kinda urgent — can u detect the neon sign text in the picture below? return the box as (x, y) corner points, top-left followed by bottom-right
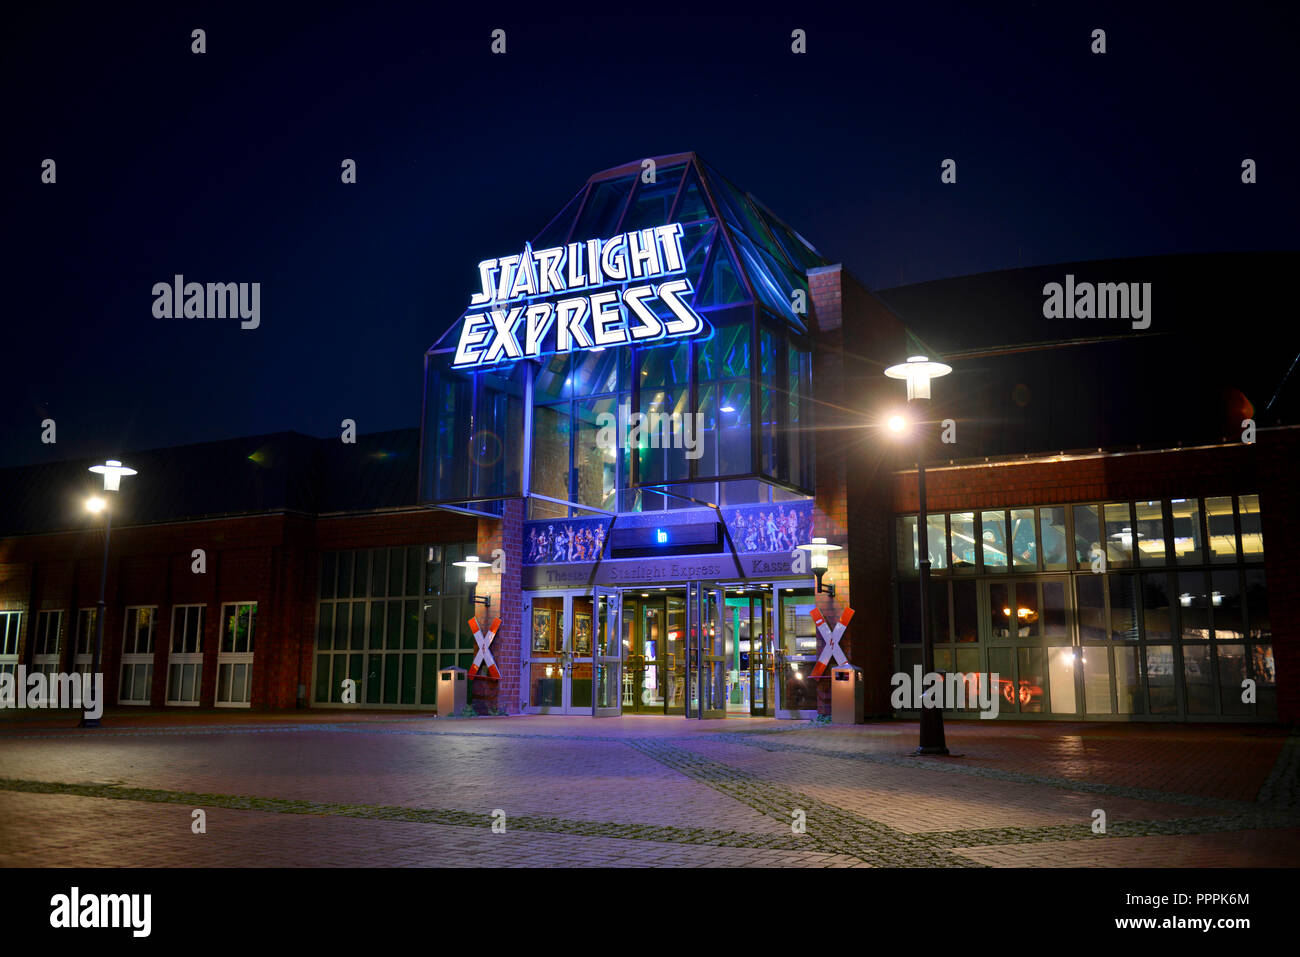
(452, 223), (708, 368)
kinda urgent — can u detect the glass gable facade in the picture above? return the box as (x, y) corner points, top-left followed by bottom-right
(419, 153), (822, 517)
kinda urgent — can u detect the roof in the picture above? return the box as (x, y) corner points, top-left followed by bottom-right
(0, 428), (422, 537)
(874, 251), (1298, 458)
(430, 152), (831, 353)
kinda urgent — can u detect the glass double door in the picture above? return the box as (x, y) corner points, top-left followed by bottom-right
(620, 591), (686, 714)
(524, 592), (595, 715)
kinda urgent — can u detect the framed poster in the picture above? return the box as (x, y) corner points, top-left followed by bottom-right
(573, 613), (592, 655)
(531, 608), (553, 653)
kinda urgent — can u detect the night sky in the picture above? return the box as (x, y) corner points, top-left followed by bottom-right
(5, 1), (1296, 468)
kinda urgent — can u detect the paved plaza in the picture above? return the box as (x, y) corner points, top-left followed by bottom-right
(0, 711), (1297, 867)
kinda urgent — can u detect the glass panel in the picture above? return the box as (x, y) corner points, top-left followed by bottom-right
(1253, 644), (1276, 717)
(404, 600), (419, 649)
(1073, 504), (1101, 569)
(382, 655), (399, 704)
(897, 583), (920, 643)
(530, 660), (563, 707)
(929, 581), (949, 643)
(1217, 644), (1250, 715)
(1170, 499), (1203, 564)
(1042, 581), (1067, 638)
(896, 516), (918, 575)
(386, 602), (402, 650)
(672, 166), (710, 223)
(1010, 509), (1038, 568)
(1141, 573), (1174, 641)
(1133, 500), (1167, 565)
(988, 647), (1014, 712)
(337, 552), (354, 599)
(952, 580), (978, 642)
(1146, 645), (1177, 714)
(989, 583), (1012, 639)
(572, 176), (634, 240)
(1108, 574), (1139, 640)
(388, 547), (405, 597)
(981, 511), (1007, 571)
(1103, 502), (1134, 566)
(1115, 646), (1143, 714)
(1016, 647), (1045, 713)
(1205, 496), (1237, 562)
(369, 602), (385, 649)
(372, 546), (389, 597)
(621, 164), (686, 231)
(406, 547), (419, 596)
(350, 601), (366, 650)
(1211, 570), (1244, 640)
(1047, 647), (1077, 713)
(354, 551), (370, 598)
(401, 654), (417, 704)
(1014, 582), (1040, 638)
(333, 602), (349, 650)
(1183, 644), (1214, 714)
(1245, 569), (1269, 640)
(1178, 572), (1210, 640)
(1238, 494), (1263, 559)
(1082, 648), (1112, 714)
(950, 512), (977, 571)
(700, 322), (752, 380)
(1076, 575), (1106, 641)
(1041, 506), (1068, 570)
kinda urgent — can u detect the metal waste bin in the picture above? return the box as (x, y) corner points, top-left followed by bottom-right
(438, 666), (467, 715)
(831, 665), (864, 724)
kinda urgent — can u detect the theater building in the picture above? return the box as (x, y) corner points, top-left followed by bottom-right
(0, 155), (1294, 723)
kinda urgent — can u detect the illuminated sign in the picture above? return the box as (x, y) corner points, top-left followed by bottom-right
(452, 223), (708, 368)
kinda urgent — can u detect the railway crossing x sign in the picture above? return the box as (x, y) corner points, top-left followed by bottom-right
(809, 606), (854, 678)
(467, 616), (501, 680)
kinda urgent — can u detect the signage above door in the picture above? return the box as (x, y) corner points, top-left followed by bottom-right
(452, 223), (710, 368)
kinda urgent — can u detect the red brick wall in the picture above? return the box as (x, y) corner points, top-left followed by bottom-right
(0, 506), (477, 711)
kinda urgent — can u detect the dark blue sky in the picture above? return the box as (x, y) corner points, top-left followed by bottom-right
(5, 1), (1296, 468)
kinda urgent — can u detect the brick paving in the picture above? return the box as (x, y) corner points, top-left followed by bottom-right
(0, 711), (1296, 867)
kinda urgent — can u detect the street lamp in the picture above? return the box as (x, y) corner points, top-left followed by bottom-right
(81, 460), (137, 728)
(884, 356), (952, 756)
(796, 537), (842, 598)
(451, 555), (493, 610)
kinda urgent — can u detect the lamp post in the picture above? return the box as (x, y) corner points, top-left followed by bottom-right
(81, 459), (137, 729)
(884, 356), (952, 756)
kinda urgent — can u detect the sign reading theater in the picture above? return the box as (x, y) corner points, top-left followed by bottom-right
(452, 223), (708, 368)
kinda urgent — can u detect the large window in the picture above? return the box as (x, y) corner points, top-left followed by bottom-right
(167, 605), (204, 705)
(314, 544), (476, 708)
(0, 611), (20, 679)
(119, 607), (157, 705)
(32, 610), (63, 680)
(894, 493), (1272, 720)
(216, 602), (256, 707)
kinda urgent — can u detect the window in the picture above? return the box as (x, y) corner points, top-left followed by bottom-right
(1238, 494), (1264, 560)
(73, 608), (98, 678)
(0, 612), (20, 678)
(216, 602), (256, 706)
(1205, 496), (1238, 562)
(1170, 499), (1203, 564)
(167, 606), (204, 705)
(33, 611), (63, 658)
(316, 545), (474, 708)
(894, 495), (1272, 721)
(119, 607), (157, 705)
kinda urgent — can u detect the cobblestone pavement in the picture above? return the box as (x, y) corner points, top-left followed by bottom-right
(0, 711), (1296, 867)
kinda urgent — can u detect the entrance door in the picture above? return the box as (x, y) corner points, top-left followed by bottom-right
(687, 582), (726, 718)
(593, 587), (622, 717)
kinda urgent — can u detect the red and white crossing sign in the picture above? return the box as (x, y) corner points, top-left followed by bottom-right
(809, 606), (854, 678)
(467, 616), (501, 680)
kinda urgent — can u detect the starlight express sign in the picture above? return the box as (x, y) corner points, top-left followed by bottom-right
(452, 223), (708, 368)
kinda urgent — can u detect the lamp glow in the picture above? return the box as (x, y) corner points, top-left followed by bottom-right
(88, 459), (137, 492)
(883, 355), (952, 402)
(86, 496), (106, 513)
(452, 555), (492, 584)
(886, 414), (908, 433)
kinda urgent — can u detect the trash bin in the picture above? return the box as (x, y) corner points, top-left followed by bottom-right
(438, 666), (467, 715)
(831, 665), (864, 724)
